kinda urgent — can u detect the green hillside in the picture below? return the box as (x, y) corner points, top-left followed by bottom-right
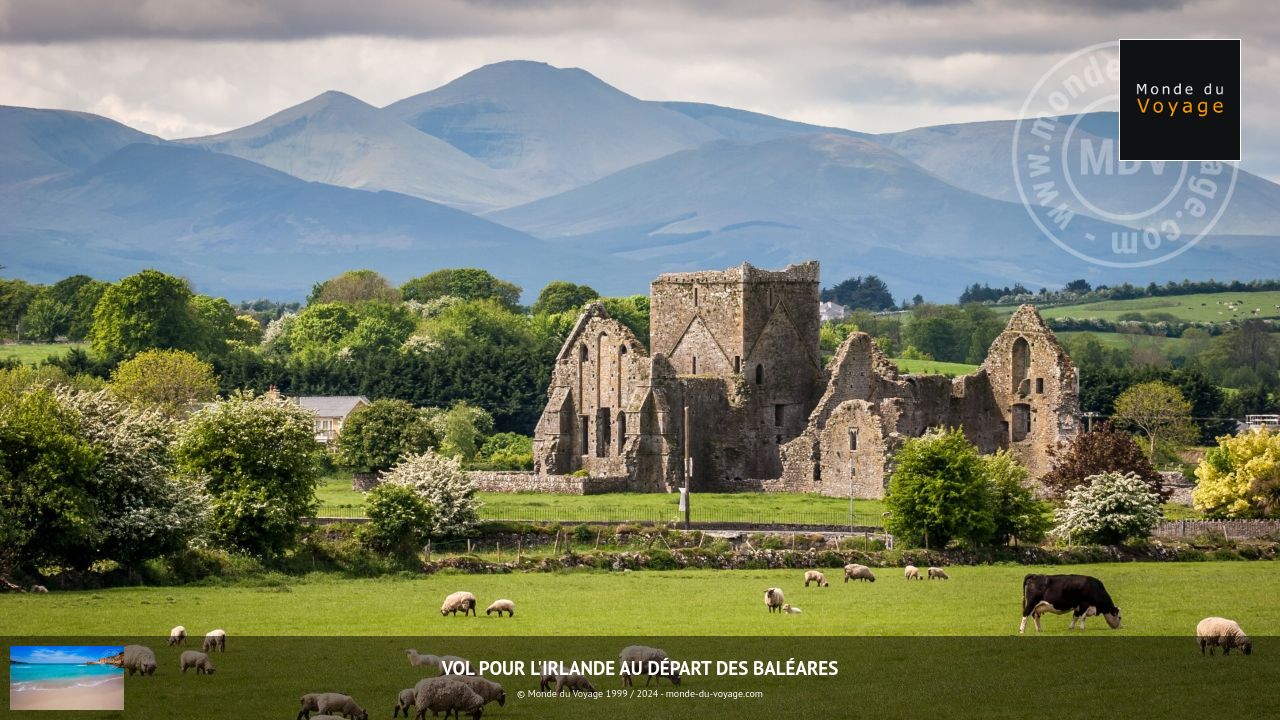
(891, 357), (979, 376)
(1001, 291), (1280, 323)
(0, 342), (85, 364)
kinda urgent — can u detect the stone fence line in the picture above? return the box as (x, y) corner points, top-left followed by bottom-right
(1154, 519), (1280, 540)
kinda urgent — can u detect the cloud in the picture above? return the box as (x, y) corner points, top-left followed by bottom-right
(12, 646), (122, 664)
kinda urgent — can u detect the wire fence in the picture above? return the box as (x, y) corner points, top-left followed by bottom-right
(312, 504), (887, 530)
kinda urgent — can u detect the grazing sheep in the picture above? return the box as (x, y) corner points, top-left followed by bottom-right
(393, 688), (417, 718)
(413, 678), (486, 720)
(297, 692), (369, 720)
(843, 564), (876, 583)
(928, 567), (949, 580)
(619, 645), (681, 687)
(803, 571), (829, 587)
(406, 649), (441, 671)
(555, 674), (597, 696)
(441, 675), (505, 707)
(202, 629), (226, 653)
(485, 599), (515, 617)
(169, 625), (187, 646)
(904, 565), (923, 581)
(782, 604), (802, 614)
(441, 591), (478, 617)
(179, 650), (215, 675)
(121, 645), (157, 676)
(1196, 617), (1253, 656)
(30, 585), (48, 593)
(764, 587), (785, 613)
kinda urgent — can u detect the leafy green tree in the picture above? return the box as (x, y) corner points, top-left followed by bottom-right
(309, 269), (400, 305)
(335, 399), (438, 473)
(401, 268), (522, 311)
(21, 293), (72, 341)
(884, 429), (995, 547)
(1041, 422), (1163, 498)
(342, 303), (416, 357)
(982, 450), (1051, 544)
(1193, 429), (1280, 518)
(174, 391), (321, 557)
(474, 432), (534, 470)
(532, 281), (600, 315)
(821, 275), (895, 311)
(1114, 381), (1198, 458)
(286, 303), (358, 354)
(1053, 472), (1161, 544)
(0, 278), (38, 341)
(600, 295), (650, 348)
(377, 451), (480, 538)
(189, 295), (241, 357)
(109, 349), (218, 417)
(360, 483), (432, 558)
(429, 401), (495, 463)
(90, 269), (197, 359)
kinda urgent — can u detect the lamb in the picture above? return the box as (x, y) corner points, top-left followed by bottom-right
(619, 645), (681, 686)
(413, 678), (486, 720)
(782, 604), (802, 614)
(30, 584), (48, 593)
(202, 629), (226, 653)
(928, 567), (950, 580)
(441, 675), (506, 707)
(1196, 617), (1253, 656)
(121, 645), (158, 676)
(393, 688), (417, 718)
(904, 565), (923, 581)
(441, 591), (478, 617)
(168, 625), (187, 646)
(179, 650), (215, 675)
(843, 564), (876, 583)
(803, 571), (829, 587)
(297, 692), (369, 720)
(554, 674), (597, 696)
(485, 599), (515, 617)
(406, 649), (441, 671)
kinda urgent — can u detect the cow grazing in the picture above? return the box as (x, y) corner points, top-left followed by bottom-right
(1020, 574), (1121, 634)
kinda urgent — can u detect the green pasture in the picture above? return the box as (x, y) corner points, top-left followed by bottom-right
(1009, 291), (1280, 323)
(889, 357), (980, 376)
(0, 342), (84, 364)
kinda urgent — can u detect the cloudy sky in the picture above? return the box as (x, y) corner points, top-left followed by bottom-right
(2, 0), (1276, 177)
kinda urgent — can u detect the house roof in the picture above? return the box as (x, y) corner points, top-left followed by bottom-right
(295, 396), (369, 419)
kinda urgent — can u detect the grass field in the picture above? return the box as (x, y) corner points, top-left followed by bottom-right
(0, 342), (85, 364)
(1009, 291), (1280, 323)
(1057, 330), (1193, 354)
(889, 357), (979, 376)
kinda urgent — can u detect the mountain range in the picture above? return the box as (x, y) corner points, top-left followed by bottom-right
(2, 60), (1277, 301)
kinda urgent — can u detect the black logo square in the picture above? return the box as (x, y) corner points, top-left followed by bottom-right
(1120, 39), (1240, 161)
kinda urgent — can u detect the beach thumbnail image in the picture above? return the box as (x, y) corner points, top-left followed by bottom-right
(9, 646), (125, 711)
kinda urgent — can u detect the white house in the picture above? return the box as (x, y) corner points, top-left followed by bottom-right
(294, 396), (370, 443)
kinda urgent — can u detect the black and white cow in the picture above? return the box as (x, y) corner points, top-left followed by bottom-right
(1020, 574), (1121, 633)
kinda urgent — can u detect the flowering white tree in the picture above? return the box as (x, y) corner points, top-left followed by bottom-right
(1053, 471), (1162, 545)
(380, 451), (481, 538)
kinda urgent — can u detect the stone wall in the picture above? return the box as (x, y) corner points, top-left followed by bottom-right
(1154, 519), (1280, 540)
(466, 471), (629, 495)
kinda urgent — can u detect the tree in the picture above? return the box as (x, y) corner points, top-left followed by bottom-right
(334, 399), (438, 473)
(378, 451), (480, 538)
(474, 432), (534, 470)
(884, 429), (995, 547)
(1041, 422), (1164, 498)
(0, 278), (38, 341)
(1193, 430), (1280, 518)
(1064, 279), (1092, 293)
(309, 269), (400, 305)
(110, 349), (218, 417)
(285, 303), (358, 354)
(1113, 381), (1198, 457)
(983, 450), (1051, 544)
(400, 268), (522, 311)
(360, 483), (433, 558)
(174, 391), (321, 557)
(820, 275), (895, 311)
(1053, 472), (1161, 545)
(532, 281), (600, 315)
(90, 269), (197, 359)
(21, 293), (72, 341)
(600, 295), (650, 348)
(429, 402), (495, 463)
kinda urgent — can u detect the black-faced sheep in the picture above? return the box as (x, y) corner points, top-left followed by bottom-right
(619, 645), (681, 687)
(803, 571), (829, 587)
(485, 599), (515, 617)
(441, 591), (478, 617)
(904, 565), (923, 581)
(298, 692), (369, 720)
(203, 629), (226, 653)
(1197, 617), (1252, 656)
(413, 678), (485, 720)
(764, 587), (785, 613)
(121, 645), (157, 676)
(168, 625), (186, 646)
(179, 650), (215, 675)
(844, 564), (876, 583)
(393, 688), (416, 718)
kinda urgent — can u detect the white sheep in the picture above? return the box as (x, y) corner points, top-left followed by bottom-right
(843, 564), (876, 583)
(554, 674), (597, 696)
(168, 625), (187, 646)
(1196, 617), (1253, 656)
(928, 567), (949, 580)
(393, 688), (416, 718)
(405, 649), (441, 670)
(179, 650), (215, 675)
(30, 584), (48, 593)
(413, 678), (486, 720)
(764, 587), (785, 613)
(485, 599), (515, 617)
(441, 591), (478, 617)
(904, 565), (923, 581)
(803, 571), (829, 587)
(121, 645), (157, 676)
(619, 645), (681, 687)
(203, 629), (226, 653)
(297, 692), (369, 720)
(782, 604), (802, 614)
(441, 675), (505, 707)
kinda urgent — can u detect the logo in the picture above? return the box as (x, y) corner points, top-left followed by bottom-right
(1012, 41), (1237, 268)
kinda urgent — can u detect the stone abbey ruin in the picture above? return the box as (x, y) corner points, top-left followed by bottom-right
(531, 262), (1079, 498)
